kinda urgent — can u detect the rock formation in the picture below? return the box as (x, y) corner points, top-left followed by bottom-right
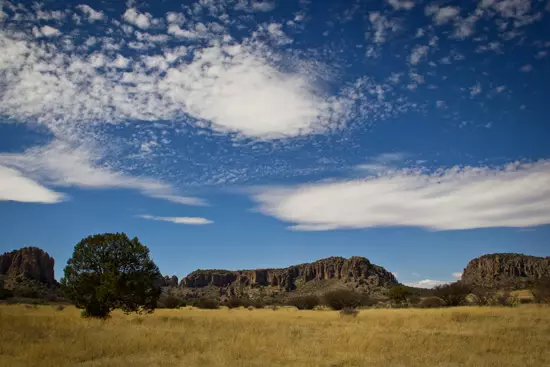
(179, 256), (397, 298)
(0, 247), (56, 287)
(461, 253), (550, 289)
(158, 275), (179, 287)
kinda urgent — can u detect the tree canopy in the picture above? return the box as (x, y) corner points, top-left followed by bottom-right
(61, 233), (161, 318)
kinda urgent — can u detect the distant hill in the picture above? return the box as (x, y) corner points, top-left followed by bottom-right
(461, 253), (550, 289)
(0, 247), (59, 299)
(173, 256), (398, 300)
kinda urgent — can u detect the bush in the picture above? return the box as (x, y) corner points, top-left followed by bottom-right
(160, 295), (184, 309)
(532, 278), (550, 304)
(432, 283), (472, 307)
(322, 290), (370, 310)
(387, 286), (410, 304)
(340, 307), (359, 318)
(417, 297), (444, 308)
(472, 288), (495, 306)
(226, 297), (245, 309)
(286, 295), (320, 310)
(0, 287), (14, 300)
(196, 298), (219, 309)
(251, 300), (265, 309)
(494, 292), (519, 307)
(226, 297), (264, 309)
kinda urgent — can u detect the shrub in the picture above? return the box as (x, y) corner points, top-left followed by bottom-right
(407, 295), (421, 306)
(226, 297), (261, 309)
(226, 297), (245, 309)
(286, 295), (320, 310)
(251, 300), (265, 309)
(322, 290), (369, 310)
(417, 297), (444, 308)
(247, 306), (254, 311)
(160, 295), (184, 309)
(494, 292), (519, 307)
(432, 283), (472, 307)
(387, 286), (410, 304)
(196, 298), (219, 309)
(340, 307), (359, 318)
(0, 287), (14, 300)
(472, 288), (495, 306)
(532, 278), (550, 304)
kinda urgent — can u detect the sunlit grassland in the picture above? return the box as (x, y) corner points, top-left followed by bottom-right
(1, 304), (549, 367)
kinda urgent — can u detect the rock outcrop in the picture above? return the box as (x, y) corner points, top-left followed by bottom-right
(180, 256), (397, 297)
(0, 247), (56, 287)
(158, 275), (179, 287)
(461, 253), (550, 289)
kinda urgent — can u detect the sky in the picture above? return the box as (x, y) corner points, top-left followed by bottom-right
(0, 0), (549, 289)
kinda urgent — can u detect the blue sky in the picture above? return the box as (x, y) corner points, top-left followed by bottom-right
(1, 0), (549, 288)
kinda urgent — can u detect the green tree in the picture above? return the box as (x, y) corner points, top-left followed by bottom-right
(387, 285), (410, 304)
(61, 233), (162, 318)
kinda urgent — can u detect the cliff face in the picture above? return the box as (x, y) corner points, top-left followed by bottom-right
(462, 253), (550, 288)
(181, 256), (397, 294)
(0, 247), (56, 287)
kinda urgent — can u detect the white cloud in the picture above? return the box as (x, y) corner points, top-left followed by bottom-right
(368, 12), (399, 44)
(34, 25), (61, 37)
(76, 5), (104, 22)
(0, 165), (64, 203)
(251, 160), (550, 231)
(167, 24), (197, 39)
(452, 272), (462, 279)
(113, 54), (130, 68)
(470, 82), (482, 96)
(0, 1), (409, 144)
(387, 0), (415, 11)
(265, 23), (292, 45)
(138, 214), (213, 225)
(520, 64), (533, 72)
(426, 5), (461, 25)
(123, 8), (151, 29)
(410, 45), (429, 65)
(406, 279), (449, 288)
(235, 0), (276, 12)
(0, 141), (206, 206)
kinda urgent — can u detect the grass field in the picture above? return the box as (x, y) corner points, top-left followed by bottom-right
(1, 304), (549, 367)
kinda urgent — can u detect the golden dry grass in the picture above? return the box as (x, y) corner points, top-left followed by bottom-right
(1, 304), (549, 367)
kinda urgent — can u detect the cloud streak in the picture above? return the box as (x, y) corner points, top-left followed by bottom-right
(138, 214), (213, 225)
(0, 141), (206, 205)
(251, 160), (550, 231)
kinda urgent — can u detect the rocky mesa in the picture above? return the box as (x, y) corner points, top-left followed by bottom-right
(461, 253), (550, 289)
(178, 256), (398, 298)
(0, 247), (57, 287)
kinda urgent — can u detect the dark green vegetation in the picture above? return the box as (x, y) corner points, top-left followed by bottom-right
(60, 233), (162, 318)
(2, 242), (550, 315)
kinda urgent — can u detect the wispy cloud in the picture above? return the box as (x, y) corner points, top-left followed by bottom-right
(251, 160), (550, 231)
(452, 272), (462, 279)
(405, 279), (449, 289)
(0, 141), (206, 205)
(0, 165), (64, 203)
(138, 214), (213, 225)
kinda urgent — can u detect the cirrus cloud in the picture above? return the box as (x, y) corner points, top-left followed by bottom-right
(138, 214), (213, 225)
(251, 160), (550, 231)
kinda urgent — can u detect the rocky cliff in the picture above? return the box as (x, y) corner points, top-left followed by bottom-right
(0, 247), (57, 287)
(461, 253), (550, 288)
(179, 256), (398, 298)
